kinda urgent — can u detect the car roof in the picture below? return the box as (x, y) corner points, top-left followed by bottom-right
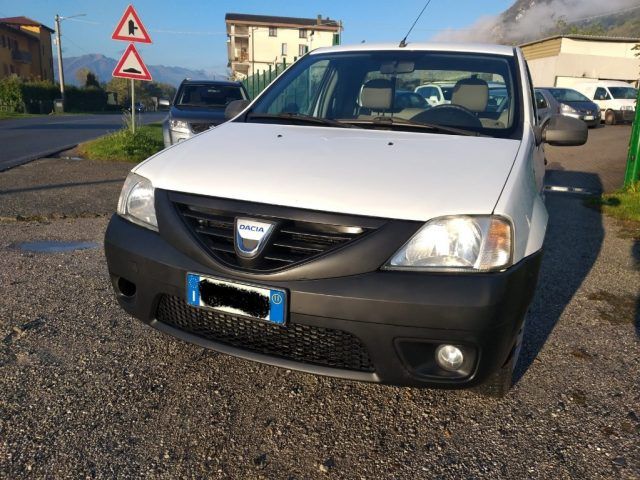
(311, 42), (516, 57)
(537, 87), (578, 91)
(573, 80), (635, 88)
(181, 79), (242, 86)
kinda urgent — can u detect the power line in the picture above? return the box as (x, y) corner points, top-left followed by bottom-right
(148, 29), (226, 36)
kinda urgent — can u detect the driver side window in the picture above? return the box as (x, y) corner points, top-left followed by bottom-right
(535, 91), (548, 110)
(594, 87), (611, 101)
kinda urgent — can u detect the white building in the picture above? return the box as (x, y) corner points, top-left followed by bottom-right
(520, 34), (640, 88)
(226, 13), (341, 80)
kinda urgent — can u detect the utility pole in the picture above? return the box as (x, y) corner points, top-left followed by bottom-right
(54, 14), (65, 107)
(54, 13), (86, 110)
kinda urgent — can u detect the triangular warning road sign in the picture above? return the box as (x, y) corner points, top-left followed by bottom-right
(112, 4), (152, 43)
(112, 44), (152, 81)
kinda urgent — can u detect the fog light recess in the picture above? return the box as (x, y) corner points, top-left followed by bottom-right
(117, 277), (137, 297)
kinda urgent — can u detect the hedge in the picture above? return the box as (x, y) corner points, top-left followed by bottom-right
(0, 77), (108, 113)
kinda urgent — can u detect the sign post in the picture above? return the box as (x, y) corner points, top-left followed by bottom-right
(111, 4), (152, 133)
(131, 79), (135, 133)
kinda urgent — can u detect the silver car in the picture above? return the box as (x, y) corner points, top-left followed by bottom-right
(161, 80), (249, 147)
(535, 88), (601, 128)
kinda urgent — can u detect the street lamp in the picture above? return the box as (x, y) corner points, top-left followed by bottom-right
(54, 13), (86, 108)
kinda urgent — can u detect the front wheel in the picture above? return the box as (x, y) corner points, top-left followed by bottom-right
(604, 110), (616, 125)
(475, 317), (526, 398)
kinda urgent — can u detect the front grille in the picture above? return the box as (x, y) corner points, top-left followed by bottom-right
(175, 201), (373, 272)
(156, 295), (375, 372)
(189, 122), (214, 134)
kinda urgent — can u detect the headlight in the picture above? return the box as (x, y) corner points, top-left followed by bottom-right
(620, 105), (634, 111)
(384, 216), (512, 272)
(170, 119), (190, 132)
(560, 104), (577, 114)
(117, 173), (158, 231)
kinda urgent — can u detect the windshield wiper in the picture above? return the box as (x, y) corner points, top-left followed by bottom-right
(246, 112), (356, 128)
(345, 116), (484, 137)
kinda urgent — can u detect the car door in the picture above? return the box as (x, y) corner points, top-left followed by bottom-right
(535, 90), (550, 124)
(593, 87), (612, 115)
(525, 68), (545, 192)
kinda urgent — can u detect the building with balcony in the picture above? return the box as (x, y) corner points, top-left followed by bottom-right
(225, 13), (341, 80)
(0, 16), (54, 81)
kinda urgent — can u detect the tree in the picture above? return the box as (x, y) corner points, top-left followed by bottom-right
(85, 71), (100, 89)
(105, 77), (176, 107)
(75, 67), (91, 86)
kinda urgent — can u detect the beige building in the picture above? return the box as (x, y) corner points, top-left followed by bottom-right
(0, 16), (54, 81)
(521, 34), (640, 88)
(225, 13), (341, 79)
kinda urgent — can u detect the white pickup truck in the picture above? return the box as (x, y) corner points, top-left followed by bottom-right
(106, 42), (587, 397)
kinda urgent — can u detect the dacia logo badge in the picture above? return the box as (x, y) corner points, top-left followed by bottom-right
(234, 217), (276, 259)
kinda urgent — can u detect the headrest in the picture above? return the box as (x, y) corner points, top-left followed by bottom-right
(452, 78), (488, 112)
(360, 79), (393, 110)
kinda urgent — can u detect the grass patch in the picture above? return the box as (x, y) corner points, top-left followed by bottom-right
(77, 123), (164, 163)
(0, 111), (40, 120)
(588, 182), (640, 224)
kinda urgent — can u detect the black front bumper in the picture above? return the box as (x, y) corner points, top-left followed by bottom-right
(104, 214), (542, 388)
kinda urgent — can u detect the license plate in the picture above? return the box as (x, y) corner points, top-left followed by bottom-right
(186, 273), (287, 325)
(584, 115), (594, 121)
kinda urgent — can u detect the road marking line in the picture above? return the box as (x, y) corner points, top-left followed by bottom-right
(544, 185), (597, 195)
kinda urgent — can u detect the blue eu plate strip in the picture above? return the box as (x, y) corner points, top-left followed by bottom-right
(269, 290), (285, 325)
(186, 273), (200, 306)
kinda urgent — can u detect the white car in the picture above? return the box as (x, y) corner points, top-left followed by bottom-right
(106, 42), (587, 398)
(414, 83), (454, 106)
(574, 80), (638, 125)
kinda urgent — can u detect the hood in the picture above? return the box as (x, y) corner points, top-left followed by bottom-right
(562, 101), (599, 112)
(136, 123), (521, 222)
(169, 105), (226, 123)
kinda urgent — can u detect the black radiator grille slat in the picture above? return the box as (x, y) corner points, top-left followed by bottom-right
(174, 201), (373, 272)
(156, 295), (375, 372)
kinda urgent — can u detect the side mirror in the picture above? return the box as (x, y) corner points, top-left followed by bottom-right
(541, 114), (587, 146)
(225, 99), (251, 120)
(158, 98), (170, 107)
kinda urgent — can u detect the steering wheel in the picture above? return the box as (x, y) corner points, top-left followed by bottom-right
(411, 104), (482, 129)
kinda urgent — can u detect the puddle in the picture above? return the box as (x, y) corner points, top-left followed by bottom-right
(15, 241), (100, 253)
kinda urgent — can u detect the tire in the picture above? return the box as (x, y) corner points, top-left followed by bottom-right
(475, 318), (526, 399)
(475, 358), (514, 398)
(604, 110), (616, 126)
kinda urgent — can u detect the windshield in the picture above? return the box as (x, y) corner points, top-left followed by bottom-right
(608, 87), (637, 100)
(176, 84), (246, 108)
(246, 51), (521, 138)
(548, 88), (590, 103)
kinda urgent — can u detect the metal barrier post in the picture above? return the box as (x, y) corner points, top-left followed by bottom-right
(624, 87), (640, 188)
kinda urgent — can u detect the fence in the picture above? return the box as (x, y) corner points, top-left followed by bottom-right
(242, 57), (298, 99)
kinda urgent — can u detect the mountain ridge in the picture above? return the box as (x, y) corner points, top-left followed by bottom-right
(57, 54), (225, 86)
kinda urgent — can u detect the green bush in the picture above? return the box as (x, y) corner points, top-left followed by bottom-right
(0, 77), (108, 113)
(0, 76), (25, 112)
(65, 86), (108, 112)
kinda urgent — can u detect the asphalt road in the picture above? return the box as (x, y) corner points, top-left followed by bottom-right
(0, 125), (638, 478)
(545, 125), (632, 193)
(0, 112), (166, 171)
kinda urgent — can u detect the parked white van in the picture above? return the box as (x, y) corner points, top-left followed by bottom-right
(574, 80), (638, 125)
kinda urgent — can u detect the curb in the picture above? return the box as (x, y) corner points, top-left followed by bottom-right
(0, 143), (79, 172)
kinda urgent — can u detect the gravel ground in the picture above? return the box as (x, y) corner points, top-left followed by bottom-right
(0, 134), (639, 478)
(0, 157), (131, 221)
